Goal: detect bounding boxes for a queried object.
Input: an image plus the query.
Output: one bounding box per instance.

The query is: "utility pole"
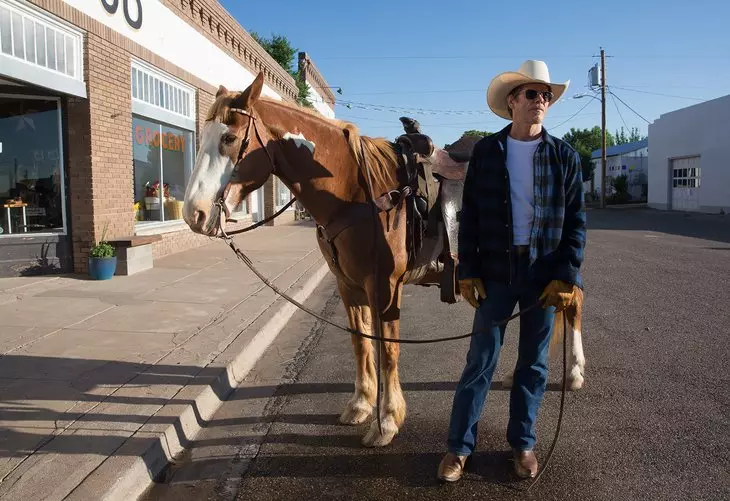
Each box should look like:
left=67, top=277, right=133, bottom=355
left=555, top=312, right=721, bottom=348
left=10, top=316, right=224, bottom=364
left=600, top=47, right=607, bottom=209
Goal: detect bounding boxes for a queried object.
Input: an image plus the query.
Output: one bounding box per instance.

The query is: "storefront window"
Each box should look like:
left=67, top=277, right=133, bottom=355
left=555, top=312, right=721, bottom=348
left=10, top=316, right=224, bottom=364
left=0, top=96, right=64, bottom=236
left=232, top=199, right=249, bottom=215
left=132, top=116, right=193, bottom=225
left=276, top=178, right=292, bottom=208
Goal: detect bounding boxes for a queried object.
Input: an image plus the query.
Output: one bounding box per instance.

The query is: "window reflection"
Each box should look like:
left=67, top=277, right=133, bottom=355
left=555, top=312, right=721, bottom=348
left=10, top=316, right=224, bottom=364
left=132, top=116, right=192, bottom=224
left=0, top=97, right=63, bottom=235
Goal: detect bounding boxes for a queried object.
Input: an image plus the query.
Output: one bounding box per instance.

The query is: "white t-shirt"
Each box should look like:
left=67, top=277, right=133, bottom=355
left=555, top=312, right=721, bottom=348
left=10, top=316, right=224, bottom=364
left=505, top=135, right=541, bottom=245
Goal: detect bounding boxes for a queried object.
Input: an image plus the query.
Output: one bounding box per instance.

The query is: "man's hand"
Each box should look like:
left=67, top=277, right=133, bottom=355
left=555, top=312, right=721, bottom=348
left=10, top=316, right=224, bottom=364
left=459, top=278, right=486, bottom=309
left=539, top=280, right=578, bottom=312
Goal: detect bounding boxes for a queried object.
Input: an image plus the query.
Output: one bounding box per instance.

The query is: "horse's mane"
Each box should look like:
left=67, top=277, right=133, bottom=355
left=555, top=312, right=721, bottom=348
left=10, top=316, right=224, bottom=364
left=206, top=93, right=398, bottom=191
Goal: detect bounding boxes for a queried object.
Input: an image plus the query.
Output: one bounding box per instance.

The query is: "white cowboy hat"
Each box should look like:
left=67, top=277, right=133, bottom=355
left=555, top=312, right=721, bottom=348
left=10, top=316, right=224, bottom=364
left=486, top=60, right=570, bottom=120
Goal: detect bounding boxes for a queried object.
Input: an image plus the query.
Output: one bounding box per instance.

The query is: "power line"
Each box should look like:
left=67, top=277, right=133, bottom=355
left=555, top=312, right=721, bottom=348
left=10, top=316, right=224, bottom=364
left=612, top=83, right=713, bottom=90
left=609, top=85, right=705, bottom=101
left=608, top=54, right=730, bottom=59
left=315, top=54, right=595, bottom=60
left=315, top=53, right=730, bottom=61
left=609, top=90, right=651, bottom=124
left=336, top=100, right=492, bottom=115
left=547, top=98, right=595, bottom=131
left=610, top=93, right=631, bottom=132
left=335, top=96, right=602, bottom=118
left=344, top=89, right=484, bottom=96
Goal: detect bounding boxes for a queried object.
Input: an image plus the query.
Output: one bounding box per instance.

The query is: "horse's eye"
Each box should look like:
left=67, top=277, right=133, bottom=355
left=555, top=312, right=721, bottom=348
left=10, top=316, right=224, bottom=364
left=223, top=134, right=238, bottom=145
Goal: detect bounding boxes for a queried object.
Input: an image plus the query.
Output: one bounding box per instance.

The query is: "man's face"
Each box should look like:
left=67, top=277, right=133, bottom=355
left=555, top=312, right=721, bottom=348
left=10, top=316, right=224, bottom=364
left=508, top=83, right=554, bottom=125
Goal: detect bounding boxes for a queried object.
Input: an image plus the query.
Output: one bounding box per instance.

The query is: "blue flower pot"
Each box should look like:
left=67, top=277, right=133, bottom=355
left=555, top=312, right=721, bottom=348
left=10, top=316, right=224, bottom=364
left=88, top=256, right=117, bottom=280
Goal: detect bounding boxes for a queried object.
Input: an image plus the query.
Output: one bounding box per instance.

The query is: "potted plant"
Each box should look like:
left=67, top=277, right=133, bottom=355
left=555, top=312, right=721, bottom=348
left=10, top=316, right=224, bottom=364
left=144, top=181, right=160, bottom=210
left=134, top=201, right=144, bottom=221
left=88, top=224, right=117, bottom=280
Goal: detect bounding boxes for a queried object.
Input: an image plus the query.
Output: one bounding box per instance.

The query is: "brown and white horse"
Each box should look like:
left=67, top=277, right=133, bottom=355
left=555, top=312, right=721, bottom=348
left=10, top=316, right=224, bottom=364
left=183, top=72, right=585, bottom=447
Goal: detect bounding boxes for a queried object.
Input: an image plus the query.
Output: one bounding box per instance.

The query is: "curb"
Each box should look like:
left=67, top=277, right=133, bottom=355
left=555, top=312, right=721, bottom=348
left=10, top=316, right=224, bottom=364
left=66, top=262, right=331, bottom=501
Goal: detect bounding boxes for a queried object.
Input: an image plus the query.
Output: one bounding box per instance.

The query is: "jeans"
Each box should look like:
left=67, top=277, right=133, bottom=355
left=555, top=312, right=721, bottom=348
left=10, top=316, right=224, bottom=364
left=447, top=250, right=555, bottom=454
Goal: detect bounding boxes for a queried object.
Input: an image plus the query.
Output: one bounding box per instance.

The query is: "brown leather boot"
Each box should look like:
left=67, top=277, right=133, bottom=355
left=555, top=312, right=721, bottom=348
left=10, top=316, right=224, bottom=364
left=436, top=452, right=469, bottom=482
left=512, top=449, right=538, bottom=479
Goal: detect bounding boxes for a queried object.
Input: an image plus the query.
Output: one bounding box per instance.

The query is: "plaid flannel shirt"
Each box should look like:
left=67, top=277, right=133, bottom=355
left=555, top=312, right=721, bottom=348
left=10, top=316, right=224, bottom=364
left=457, top=124, right=586, bottom=290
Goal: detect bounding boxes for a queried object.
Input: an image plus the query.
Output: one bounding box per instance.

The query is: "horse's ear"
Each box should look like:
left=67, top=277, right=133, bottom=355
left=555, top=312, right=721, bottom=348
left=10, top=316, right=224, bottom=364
left=231, top=72, right=264, bottom=111
left=249, top=72, right=264, bottom=104
left=216, top=85, right=228, bottom=98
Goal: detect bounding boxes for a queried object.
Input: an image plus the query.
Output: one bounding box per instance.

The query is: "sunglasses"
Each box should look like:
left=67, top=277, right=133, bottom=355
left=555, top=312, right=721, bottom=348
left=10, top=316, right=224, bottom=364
left=521, top=89, right=554, bottom=102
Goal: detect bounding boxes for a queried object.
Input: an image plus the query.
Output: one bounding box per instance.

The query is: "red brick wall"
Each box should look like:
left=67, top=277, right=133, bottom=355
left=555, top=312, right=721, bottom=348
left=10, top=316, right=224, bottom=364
left=65, top=90, right=94, bottom=272
left=197, top=88, right=215, bottom=146
left=150, top=216, right=257, bottom=259
left=87, top=33, right=135, bottom=239
left=65, top=33, right=134, bottom=273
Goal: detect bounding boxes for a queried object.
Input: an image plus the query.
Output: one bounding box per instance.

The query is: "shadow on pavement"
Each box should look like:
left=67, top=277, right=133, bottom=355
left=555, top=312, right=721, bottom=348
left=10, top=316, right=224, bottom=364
left=586, top=207, right=730, bottom=244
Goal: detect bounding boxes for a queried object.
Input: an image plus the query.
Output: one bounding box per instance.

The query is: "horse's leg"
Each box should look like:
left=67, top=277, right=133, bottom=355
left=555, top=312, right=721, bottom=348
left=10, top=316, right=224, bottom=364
left=362, top=280, right=406, bottom=447
left=338, top=282, right=377, bottom=425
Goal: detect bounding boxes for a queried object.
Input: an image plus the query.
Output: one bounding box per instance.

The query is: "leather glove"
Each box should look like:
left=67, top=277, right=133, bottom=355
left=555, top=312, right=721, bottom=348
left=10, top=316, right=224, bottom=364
left=459, top=278, right=486, bottom=309
left=539, top=280, right=578, bottom=312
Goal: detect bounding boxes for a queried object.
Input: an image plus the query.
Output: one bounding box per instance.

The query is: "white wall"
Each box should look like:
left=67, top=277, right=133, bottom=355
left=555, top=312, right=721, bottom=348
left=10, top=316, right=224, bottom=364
left=61, top=0, right=283, bottom=100
left=648, top=94, right=730, bottom=213
left=590, top=152, right=648, bottom=198
left=306, top=82, right=336, bottom=119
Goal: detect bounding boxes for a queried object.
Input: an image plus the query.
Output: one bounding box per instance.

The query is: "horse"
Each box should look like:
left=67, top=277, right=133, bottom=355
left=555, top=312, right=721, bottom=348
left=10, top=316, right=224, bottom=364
left=182, top=72, right=585, bottom=448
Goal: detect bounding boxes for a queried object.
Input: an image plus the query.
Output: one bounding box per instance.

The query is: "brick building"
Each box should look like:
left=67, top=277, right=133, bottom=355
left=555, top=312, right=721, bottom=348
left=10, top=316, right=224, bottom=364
left=0, top=0, right=336, bottom=276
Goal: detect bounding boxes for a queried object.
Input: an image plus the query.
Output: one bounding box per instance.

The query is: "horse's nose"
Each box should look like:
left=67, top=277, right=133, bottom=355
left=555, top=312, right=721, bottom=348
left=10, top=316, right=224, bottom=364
left=184, top=205, right=208, bottom=233
left=192, top=210, right=206, bottom=229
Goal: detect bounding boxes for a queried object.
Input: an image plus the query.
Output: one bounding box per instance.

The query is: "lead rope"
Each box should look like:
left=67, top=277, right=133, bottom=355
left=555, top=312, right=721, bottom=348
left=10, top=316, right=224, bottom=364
left=526, top=310, right=568, bottom=491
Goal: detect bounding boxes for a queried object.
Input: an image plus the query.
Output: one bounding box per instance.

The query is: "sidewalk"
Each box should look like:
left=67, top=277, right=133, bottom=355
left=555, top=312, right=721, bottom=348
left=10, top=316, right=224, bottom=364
left=0, top=221, right=329, bottom=501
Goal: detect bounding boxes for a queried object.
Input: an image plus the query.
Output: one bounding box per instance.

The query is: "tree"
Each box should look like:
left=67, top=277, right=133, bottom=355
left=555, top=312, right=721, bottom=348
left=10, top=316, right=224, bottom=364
left=443, top=130, right=492, bottom=149
left=562, top=126, right=616, bottom=181
left=250, top=31, right=313, bottom=108
left=612, top=173, right=630, bottom=203
left=463, top=130, right=493, bottom=137
left=614, top=126, right=647, bottom=145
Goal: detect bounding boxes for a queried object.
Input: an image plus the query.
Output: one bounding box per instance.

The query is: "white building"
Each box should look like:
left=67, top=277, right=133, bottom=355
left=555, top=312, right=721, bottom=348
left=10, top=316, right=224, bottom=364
left=589, top=139, right=649, bottom=200
left=648, top=94, right=730, bottom=213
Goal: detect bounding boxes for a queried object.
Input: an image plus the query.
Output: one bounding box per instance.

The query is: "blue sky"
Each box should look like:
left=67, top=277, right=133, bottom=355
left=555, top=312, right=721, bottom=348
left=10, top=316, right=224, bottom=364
left=221, top=0, right=729, bottom=148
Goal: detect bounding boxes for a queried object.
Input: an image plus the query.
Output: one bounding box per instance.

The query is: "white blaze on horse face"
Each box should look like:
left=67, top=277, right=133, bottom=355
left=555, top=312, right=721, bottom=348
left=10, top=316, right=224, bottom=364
left=183, top=121, right=235, bottom=228
left=283, top=132, right=316, bottom=155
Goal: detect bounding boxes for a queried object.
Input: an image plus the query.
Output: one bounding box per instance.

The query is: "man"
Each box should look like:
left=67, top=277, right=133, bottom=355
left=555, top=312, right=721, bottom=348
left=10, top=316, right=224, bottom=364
left=437, top=60, right=586, bottom=482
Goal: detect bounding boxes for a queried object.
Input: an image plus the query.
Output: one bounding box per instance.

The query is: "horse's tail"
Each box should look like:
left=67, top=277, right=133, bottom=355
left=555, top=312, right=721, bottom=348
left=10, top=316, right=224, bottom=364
left=550, top=310, right=566, bottom=353
left=548, top=288, right=584, bottom=364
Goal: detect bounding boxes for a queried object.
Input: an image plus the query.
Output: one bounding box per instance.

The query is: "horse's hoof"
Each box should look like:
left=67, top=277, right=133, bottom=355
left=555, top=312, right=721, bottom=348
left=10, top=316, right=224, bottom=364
left=362, top=418, right=398, bottom=447
left=568, top=367, right=584, bottom=391
left=339, top=404, right=372, bottom=425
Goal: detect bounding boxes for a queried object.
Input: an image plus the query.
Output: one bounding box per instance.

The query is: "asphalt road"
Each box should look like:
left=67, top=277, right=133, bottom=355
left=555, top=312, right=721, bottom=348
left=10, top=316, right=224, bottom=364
left=143, top=207, right=730, bottom=501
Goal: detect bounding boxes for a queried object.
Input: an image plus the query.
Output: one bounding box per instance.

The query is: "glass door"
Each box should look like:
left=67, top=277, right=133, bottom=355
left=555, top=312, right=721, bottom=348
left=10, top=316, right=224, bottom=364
left=0, top=95, right=65, bottom=236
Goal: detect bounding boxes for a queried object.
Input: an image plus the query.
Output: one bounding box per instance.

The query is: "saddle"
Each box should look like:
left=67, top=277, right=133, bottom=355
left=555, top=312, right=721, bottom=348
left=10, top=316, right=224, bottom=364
left=392, top=118, right=470, bottom=304
left=314, top=118, right=470, bottom=305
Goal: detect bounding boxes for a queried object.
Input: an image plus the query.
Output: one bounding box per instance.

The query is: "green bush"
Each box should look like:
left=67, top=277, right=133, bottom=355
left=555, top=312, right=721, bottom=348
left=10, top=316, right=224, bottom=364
left=613, top=174, right=629, bottom=196
left=90, top=221, right=115, bottom=258
left=89, top=241, right=115, bottom=259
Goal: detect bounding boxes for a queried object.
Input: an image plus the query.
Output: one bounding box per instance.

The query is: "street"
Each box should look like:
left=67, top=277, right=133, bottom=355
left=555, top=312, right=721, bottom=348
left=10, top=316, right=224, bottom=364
left=142, top=208, right=730, bottom=501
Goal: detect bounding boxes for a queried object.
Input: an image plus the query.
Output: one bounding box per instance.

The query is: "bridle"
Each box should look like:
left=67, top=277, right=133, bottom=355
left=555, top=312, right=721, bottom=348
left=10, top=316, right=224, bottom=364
left=213, top=107, right=297, bottom=236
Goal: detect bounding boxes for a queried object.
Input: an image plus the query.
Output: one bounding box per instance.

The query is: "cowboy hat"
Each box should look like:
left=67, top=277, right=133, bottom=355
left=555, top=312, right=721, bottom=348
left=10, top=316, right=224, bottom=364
left=486, top=60, right=570, bottom=120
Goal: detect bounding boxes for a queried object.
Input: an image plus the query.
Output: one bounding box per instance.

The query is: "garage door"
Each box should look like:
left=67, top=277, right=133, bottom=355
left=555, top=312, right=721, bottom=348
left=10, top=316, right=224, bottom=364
left=670, top=157, right=701, bottom=211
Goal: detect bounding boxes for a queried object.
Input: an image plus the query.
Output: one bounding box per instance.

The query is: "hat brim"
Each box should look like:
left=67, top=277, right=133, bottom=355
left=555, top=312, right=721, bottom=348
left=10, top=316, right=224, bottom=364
left=487, top=72, right=570, bottom=120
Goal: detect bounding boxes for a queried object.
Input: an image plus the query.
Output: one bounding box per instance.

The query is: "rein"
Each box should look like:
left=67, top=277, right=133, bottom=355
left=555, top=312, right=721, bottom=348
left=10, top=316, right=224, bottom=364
left=216, top=106, right=567, bottom=491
